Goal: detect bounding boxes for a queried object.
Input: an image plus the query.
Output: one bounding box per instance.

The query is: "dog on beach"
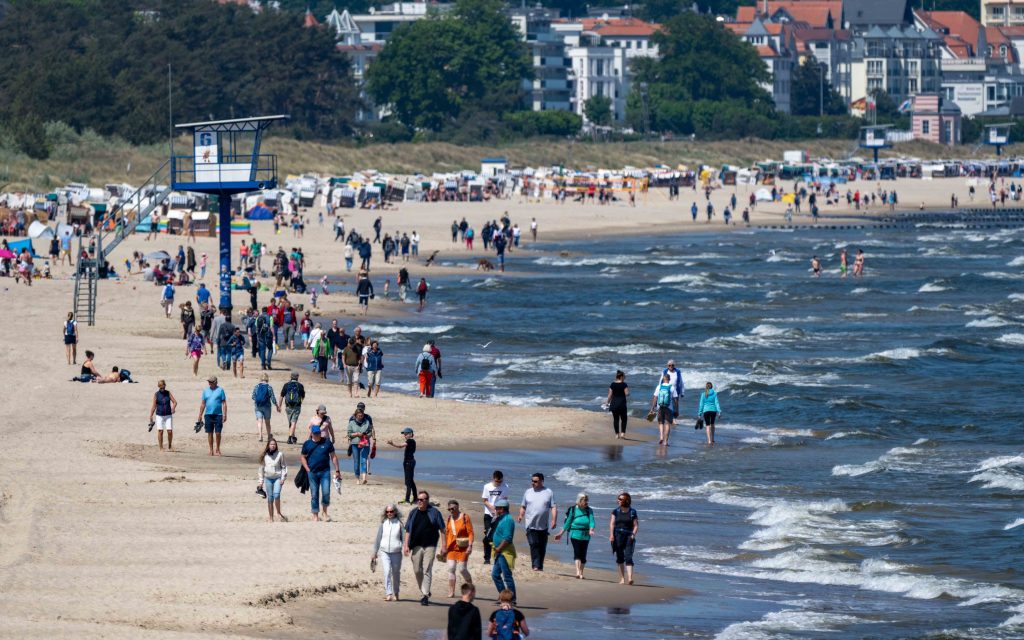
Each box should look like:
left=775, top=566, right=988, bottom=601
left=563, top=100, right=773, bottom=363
left=476, top=258, right=495, bottom=271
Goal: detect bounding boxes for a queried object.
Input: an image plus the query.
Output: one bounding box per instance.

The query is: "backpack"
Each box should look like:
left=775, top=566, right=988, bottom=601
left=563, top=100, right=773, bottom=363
left=420, top=355, right=432, bottom=371
left=118, top=369, right=133, bottom=383
left=256, top=316, right=272, bottom=341
left=493, top=608, right=518, bottom=640
left=163, top=284, right=173, bottom=299
left=283, top=308, right=295, bottom=324
left=657, top=383, right=672, bottom=407
left=65, top=320, right=75, bottom=336
left=284, top=382, right=302, bottom=407
left=254, top=383, right=271, bottom=406
left=417, top=281, right=427, bottom=294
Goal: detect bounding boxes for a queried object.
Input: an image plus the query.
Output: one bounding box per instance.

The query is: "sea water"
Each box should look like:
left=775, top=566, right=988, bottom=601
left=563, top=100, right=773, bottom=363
left=363, top=225, right=1024, bottom=638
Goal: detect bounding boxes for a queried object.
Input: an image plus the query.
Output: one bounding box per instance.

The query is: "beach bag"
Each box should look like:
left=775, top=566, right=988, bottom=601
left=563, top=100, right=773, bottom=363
left=657, top=384, right=672, bottom=407
left=119, top=369, right=133, bottom=383
left=450, top=514, right=470, bottom=550
left=420, top=356, right=432, bottom=372
left=254, top=383, right=271, bottom=405
left=695, top=416, right=704, bottom=430
left=492, top=608, right=518, bottom=640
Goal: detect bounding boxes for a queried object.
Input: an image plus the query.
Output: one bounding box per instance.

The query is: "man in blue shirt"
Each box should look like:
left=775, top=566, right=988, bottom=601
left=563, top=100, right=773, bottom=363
left=300, top=425, right=341, bottom=522
left=197, top=375, right=228, bottom=456
left=196, top=283, right=211, bottom=306
left=490, top=499, right=517, bottom=604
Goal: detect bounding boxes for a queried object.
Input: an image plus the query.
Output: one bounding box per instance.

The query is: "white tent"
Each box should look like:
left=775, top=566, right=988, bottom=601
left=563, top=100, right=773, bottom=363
left=755, top=188, right=773, bottom=202
left=28, top=220, right=54, bottom=239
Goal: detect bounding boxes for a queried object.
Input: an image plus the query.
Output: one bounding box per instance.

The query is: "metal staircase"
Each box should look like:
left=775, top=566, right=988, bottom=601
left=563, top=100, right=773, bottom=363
left=72, top=160, right=172, bottom=326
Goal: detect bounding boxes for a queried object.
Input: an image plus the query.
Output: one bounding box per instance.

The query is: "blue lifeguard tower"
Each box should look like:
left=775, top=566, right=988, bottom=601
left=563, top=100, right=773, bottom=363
left=984, top=123, right=1013, bottom=156
left=859, top=124, right=891, bottom=164
left=172, top=115, right=288, bottom=317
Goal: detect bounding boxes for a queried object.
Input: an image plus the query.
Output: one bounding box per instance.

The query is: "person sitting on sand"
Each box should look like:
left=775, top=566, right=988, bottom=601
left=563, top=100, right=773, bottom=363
left=93, top=366, right=132, bottom=384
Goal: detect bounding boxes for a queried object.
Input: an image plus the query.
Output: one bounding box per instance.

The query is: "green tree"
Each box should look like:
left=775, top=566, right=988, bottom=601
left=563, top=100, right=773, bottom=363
left=366, top=0, right=531, bottom=132
left=626, top=13, right=771, bottom=135
left=790, top=59, right=847, bottom=117
left=583, top=95, right=613, bottom=126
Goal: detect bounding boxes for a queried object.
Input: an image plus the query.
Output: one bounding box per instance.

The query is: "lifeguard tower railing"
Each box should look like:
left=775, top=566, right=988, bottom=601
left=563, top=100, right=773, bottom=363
left=170, top=153, right=278, bottom=192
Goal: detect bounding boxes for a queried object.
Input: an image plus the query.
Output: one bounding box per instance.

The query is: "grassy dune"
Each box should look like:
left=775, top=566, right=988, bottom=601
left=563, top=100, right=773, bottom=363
left=0, top=133, right=1015, bottom=192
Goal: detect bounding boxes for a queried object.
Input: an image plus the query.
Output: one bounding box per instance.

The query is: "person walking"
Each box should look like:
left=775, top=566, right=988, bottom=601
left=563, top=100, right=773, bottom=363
left=662, top=359, right=684, bottom=422
left=388, top=427, right=417, bottom=504
left=415, top=345, right=437, bottom=398
left=347, top=404, right=375, bottom=484
left=447, top=583, right=482, bottom=640
left=257, top=437, right=287, bottom=522
left=280, top=372, right=305, bottom=445
left=554, top=492, right=596, bottom=579
left=300, top=424, right=341, bottom=521
left=416, top=278, right=429, bottom=312
left=251, top=373, right=280, bottom=442
left=609, top=492, right=639, bottom=585
left=179, top=301, right=196, bottom=339
left=311, top=329, right=331, bottom=379
left=404, top=490, right=446, bottom=606
left=148, top=379, right=177, bottom=451
left=356, top=272, right=374, bottom=315
left=197, top=375, right=227, bottom=456
left=489, top=500, right=517, bottom=604
left=444, top=500, right=475, bottom=598
left=255, top=309, right=275, bottom=370
left=606, top=370, right=630, bottom=439
left=517, top=473, right=556, bottom=572
left=650, top=372, right=678, bottom=446
left=161, top=281, right=175, bottom=318
left=63, top=311, right=79, bottom=365
left=186, top=326, right=204, bottom=377
left=373, top=503, right=405, bottom=602
left=696, top=381, right=721, bottom=446
left=364, top=340, right=384, bottom=397
left=342, top=338, right=362, bottom=397
left=227, top=327, right=246, bottom=379
left=481, top=470, right=510, bottom=565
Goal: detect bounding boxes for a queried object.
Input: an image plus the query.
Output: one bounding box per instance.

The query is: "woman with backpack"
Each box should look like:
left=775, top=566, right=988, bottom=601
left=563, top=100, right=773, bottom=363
left=554, top=492, right=596, bottom=579
left=257, top=437, right=287, bottom=522
left=443, top=500, right=475, bottom=598
left=696, top=381, right=722, bottom=446
left=609, top=492, right=639, bottom=585
left=649, top=372, right=678, bottom=445
left=416, top=278, right=429, bottom=312
left=251, top=373, right=280, bottom=442
left=346, top=405, right=375, bottom=484
left=63, top=311, right=78, bottom=365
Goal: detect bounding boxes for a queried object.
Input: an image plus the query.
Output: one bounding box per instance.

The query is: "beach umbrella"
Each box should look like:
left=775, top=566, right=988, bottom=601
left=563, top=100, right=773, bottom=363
left=144, top=250, right=171, bottom=261
left=0, top=249, right=14, bottom=259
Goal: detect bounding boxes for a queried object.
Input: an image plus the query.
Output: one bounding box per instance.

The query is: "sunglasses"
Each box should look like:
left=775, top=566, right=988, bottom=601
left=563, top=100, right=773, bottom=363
left=447, top=507, right=457, bottom=512
left=531, top=480, right=541, bottom=484
left=385, top=510, right=395, bottom=514
left=417, top=498, right=428, bottom=502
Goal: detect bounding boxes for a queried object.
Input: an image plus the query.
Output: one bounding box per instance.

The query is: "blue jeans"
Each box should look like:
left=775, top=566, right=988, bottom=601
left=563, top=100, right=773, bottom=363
left=263, top=477, right=282, bottom=502
left=309, top=469, right=331, bottom=513
left=258, top=341, right=272, bottom=368
left=353, top=444, right=370, bottom=476
left=492, top=552, right=516, bottom=599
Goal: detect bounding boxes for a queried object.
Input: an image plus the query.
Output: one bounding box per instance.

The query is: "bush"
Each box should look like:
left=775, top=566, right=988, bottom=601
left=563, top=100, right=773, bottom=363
left=503, top=110, right=582, bottom=137
left=13, top=115, right=50, bottom=160
left=363, top=121, right=415, bottom=144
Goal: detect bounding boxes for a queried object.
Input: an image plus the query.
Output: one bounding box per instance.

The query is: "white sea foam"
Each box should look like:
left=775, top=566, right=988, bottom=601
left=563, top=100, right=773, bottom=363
left=996, top=333, right=1024, bottom=346
left=532, top=254, right=686, bottom=268
left=826, top=431, right=866, bottom=440
left=969, top=470, right=1024, bottom=492
left=358, top=323, right=454, bottom=336
left=864, top=347, right=921, bottom=361
left=1009, top=293, right=1024, bottom=301
left=851, top=287, right=870, bottom=294
left=844, top=312, right=889, bottom=319
left=568, top=343, right=664, bottom=356
left=832, top=445, right=929, bottom=477
left=1008, top=257, right=1024, bottom=267
left=983, top=271, right=1024, bottom=280
left=1004, top=518, right=1024, bottom=530
left=976, top=455, right=1024, bottom=472
left=658, top=273, right=711, bottom=285
left=913, top=438, right=930, bottom=445
left=716, top=610, right=863, bottom=639
left=968, top=316, right=1017, bottom=328
left=919, top=282, right=950, bottom=293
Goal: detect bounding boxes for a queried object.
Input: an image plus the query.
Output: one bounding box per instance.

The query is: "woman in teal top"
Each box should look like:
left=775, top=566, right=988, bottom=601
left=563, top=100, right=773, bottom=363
left=554, top=492, right=596, bottom=579
left=697, top=382, right=722, bottom=446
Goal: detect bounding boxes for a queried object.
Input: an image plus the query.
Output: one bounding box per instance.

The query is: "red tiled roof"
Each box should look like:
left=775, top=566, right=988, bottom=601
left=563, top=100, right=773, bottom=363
left=736, top=1, right=839, bottom=29
left=756, top=44, right=780, bottom=57
left=579, top=17, right=659, bottom=37
left=725, top=22, right=751, bottom=35
left=303, top=9, right=319, bottom=28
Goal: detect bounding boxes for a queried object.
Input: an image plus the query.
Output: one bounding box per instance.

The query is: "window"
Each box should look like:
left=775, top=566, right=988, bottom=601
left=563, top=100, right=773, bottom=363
left=922, top=120, right=930, bottom=134
left=909, top=79, right=918, bottom=93
left=943, top=86, right=955, bottom=101
left=992, top=7, right=1005, bottom=18
left=988, top=85, right=997, bottom=101
left=1001, top=45, right=1008, bottom=58
left=868, top=78, right=883, bottom=90
left=867, top=60, right=883, bottom=75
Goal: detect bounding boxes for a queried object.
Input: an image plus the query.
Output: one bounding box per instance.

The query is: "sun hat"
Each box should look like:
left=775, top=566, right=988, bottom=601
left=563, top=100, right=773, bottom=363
left=317, top=404, right=327, bottom=412
left=401, top=427, right=414, bottom=434
left=207, top=375, right=217, bottom=383
left=494, top=499, right=510, bottom=509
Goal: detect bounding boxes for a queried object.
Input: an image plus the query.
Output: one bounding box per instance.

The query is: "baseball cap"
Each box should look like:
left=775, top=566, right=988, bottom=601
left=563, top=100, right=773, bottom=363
left=401, top=427, right=414, bottom=434
left=207, top=375, right=218, bottom=383
left=494, top=499, right=510, bottom=509
left=317, top=404, right=327, bottom=412
left=356, top=402, right=366, bottom=410
left=311, top=424, right=322, bottom=434
left=290, top=372, right=299, bottom=380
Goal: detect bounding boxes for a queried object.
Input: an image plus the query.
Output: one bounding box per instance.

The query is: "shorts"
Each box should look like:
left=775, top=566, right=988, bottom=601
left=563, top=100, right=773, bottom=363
left=286, top=405, right=302, bottom=424
left=366, top=369, right=382, bottom=388
left=657, top=405, right=674, bottom=424
left=358, top=294, right=369, bottom=307
left=203, top=414, right=223, bottom=433
left=162, top=298, right=173, bottom=306
left=155, top=415, right=173, bottom=431
left=345, top=365, right=359, bottom=384
left=190, top=349, right=203, bottom=359
left=255, top=405, right=273, bottom=419
left=231, top=350, right=245, bottom=363
left=703, top=411, right=717, bottom=428
left=64, top=334, right=76, bottom=345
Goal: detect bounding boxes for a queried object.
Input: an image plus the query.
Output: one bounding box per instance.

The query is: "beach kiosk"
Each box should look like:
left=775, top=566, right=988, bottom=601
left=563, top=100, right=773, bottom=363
left=859, top=125, right=891, bottom=164
left=171, top=115, right=287, bottom=317
left=985, top=123, right=1013, bottom=156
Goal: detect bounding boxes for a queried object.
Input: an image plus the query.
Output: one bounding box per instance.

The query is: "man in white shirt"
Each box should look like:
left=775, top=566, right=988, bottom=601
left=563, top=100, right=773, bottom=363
left=481, top=470, right=510, bottom=565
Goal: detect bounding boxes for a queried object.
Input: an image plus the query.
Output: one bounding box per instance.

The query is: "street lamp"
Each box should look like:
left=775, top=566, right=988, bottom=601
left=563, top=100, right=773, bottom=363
left=818, top=62, right=825, bottom=117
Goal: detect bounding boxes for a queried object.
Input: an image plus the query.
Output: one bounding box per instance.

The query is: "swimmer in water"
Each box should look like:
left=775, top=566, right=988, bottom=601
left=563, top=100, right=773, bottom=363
left=839, top=249, right=848, bottom=278
left=811, top=255, right=821, bottom=277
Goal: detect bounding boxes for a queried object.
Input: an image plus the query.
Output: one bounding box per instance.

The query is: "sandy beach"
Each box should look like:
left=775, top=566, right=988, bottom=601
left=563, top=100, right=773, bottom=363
left=0, top=172, right=1006, bottom=639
